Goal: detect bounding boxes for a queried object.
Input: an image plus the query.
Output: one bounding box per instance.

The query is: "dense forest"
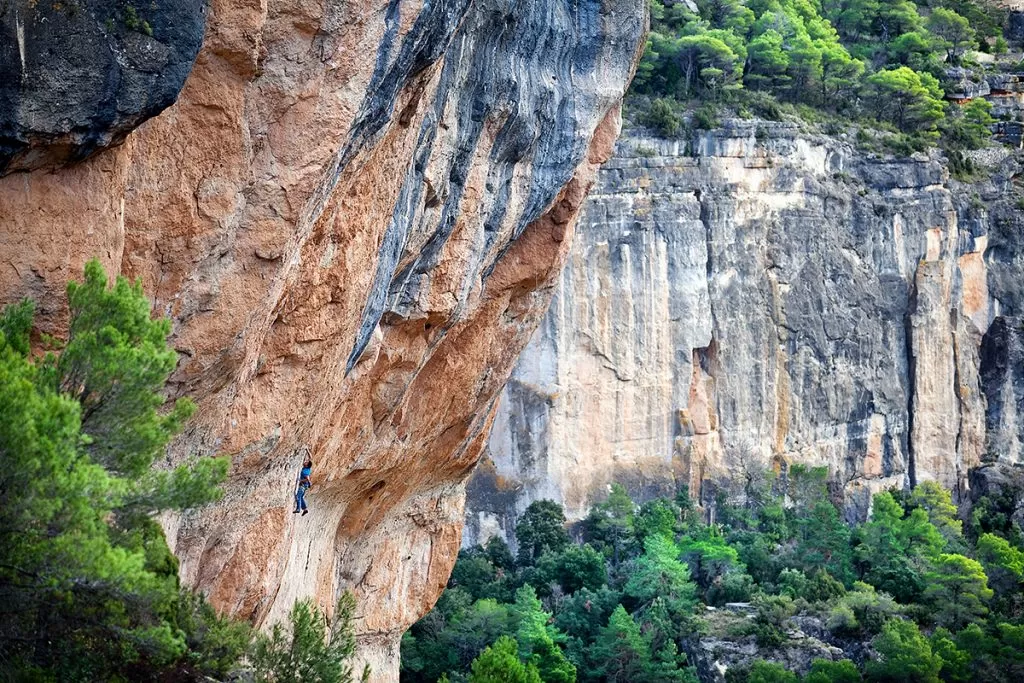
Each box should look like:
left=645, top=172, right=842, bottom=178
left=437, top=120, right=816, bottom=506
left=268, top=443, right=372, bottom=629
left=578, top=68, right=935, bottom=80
left=401, top=468, right=1024, bottom=682
left=629, top=0, right=1013, bottom=157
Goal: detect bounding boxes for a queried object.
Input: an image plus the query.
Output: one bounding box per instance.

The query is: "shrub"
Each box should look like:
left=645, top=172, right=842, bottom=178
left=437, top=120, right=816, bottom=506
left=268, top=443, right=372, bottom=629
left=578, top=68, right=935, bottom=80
left=647, top=98, right=683, bottom=137
left=747, top=660, right=797, bottom=683
left=805, top=659, right=861, bottom=683
left=692, top=104, right=720, bottom=131
left=252, top=593, right=369, bottom=683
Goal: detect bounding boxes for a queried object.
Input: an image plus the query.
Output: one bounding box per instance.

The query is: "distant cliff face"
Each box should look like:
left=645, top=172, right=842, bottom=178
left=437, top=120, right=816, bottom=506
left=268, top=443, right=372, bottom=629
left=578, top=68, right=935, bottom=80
left=0, top=0, right=646, bottom=677
left=467, top=122, right=1024, bottom=543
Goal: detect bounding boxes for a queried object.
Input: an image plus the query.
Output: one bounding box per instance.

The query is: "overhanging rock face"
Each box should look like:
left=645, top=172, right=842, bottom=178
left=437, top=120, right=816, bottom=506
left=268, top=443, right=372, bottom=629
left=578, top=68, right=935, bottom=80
left=0, top=0, right=647, bottom=677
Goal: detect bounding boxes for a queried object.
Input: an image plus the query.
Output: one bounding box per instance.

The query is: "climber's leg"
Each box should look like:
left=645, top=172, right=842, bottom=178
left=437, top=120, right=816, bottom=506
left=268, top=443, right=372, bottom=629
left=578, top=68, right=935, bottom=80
left=294, top=487, right=304, bottom=513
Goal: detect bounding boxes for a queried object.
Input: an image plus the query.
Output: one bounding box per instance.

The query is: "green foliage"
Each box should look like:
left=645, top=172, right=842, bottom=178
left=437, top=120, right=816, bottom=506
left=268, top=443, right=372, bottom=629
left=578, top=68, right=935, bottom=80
left=450, top=548, right=507, bottom=601
left=57, top=260, right=195, bottom=476
left=864, top=67, right=944, bottom=133
left=804, top=659, right=861, bottom=683
left=625, top=535, right=698, bottom=618
left=252, top=593, right=369, bottom=683
left=752, top=594, right=796, bottom=648
left=171, top=589, right=254, bottom=678
left=0, top=261, right=233, bottom=680
left=793, top=497, right=854, bottom=585
left=516, top=500, right=571, bottom=565
left=0, top=298, right=33, bottom=355
left=586, top=484, right=636, bottom=563
left=929, top=628, right=971, bottom=683
left=680, top=525, right=741, bottom=593
left=746, top=660, right=797, bottom=683
left=485, top=536, right=516, bottom=570
left=467, top=636, right=542, bottom=683
left=646, top=98, right=683, bottom=137
left=708, top=570, right=755, bottom=605
left=922, top=553, right=992, bottom=629
left=907, top=481, right=966, bottom=551
left=407, top=477, right=1024, bottom=682
left=976, top=532, right=1024, bottom=596
left=855, top=491, right=944, bottom=603
left=943, top=99, right=996, bottom=152
left=927, top=8, right=975, bottom=66
left=551, top=544, right=607, bottom=594
left=634, top=0, right=1009, bottom=156
left=635, top=497, right=681, bottom=543
left=589, top=605, right=695, bottom=683
left=865, top=619, right=942, bottom=683
left=511, top=586, right=576, bottom=683
left=826, top=583, right=900, bottom=637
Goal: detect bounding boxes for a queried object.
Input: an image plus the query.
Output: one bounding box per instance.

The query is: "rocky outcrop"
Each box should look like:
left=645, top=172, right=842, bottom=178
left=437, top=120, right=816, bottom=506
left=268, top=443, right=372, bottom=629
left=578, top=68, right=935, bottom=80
left=0, top=0, right=205, bottom=173
left=689, top=608, right=846, bottom=682
left=467, top=122, right=1024, bottom=541
left=0, top=0, right=646, bottom=677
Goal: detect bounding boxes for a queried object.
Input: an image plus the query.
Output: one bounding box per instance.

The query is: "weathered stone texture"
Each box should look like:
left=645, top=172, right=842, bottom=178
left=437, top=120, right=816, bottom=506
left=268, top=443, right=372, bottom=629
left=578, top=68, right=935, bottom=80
left=468, top=122, right=1024, bottom=542
left=0, top=0, right=646, bottom=677
left=0, top=0, right=206, bottom=173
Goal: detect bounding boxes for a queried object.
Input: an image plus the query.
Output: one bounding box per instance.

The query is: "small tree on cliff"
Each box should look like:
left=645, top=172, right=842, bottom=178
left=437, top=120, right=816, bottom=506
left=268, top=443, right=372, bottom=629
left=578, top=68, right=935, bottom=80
left=0, top=260, right=238, bottom=680
left=252, top=592, right=370, bottom=683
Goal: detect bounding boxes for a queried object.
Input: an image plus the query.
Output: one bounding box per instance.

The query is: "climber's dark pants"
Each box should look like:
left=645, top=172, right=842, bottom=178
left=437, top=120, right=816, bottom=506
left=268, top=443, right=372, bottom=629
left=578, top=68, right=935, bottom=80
left=295, top=485, right=309, bottom=512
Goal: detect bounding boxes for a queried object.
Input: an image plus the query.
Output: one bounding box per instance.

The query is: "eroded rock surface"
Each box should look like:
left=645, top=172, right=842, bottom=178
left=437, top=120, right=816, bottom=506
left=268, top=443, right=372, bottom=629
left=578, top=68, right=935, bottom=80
left=0, top=0, right=205, bottom=173
left=467, top=122, right=1024, bottom=542
left=0, top=0, right=646, bottom=677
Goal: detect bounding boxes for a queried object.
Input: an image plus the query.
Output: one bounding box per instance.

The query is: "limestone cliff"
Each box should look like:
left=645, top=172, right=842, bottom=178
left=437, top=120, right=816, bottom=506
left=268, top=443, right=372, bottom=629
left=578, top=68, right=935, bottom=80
left=467, top=122, right=1024, bottom=543
left=0, top=0, right=646, bottom=677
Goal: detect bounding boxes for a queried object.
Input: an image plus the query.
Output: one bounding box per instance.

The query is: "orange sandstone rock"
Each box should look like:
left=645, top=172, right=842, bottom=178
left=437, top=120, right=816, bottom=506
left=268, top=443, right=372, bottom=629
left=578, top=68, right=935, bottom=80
left=0, top=0, right=646, bottom=677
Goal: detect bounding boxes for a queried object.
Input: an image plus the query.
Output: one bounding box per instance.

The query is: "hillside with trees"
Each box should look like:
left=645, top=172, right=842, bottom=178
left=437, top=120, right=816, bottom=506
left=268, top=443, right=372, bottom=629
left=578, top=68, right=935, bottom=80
left=401, top=467, right=1024, bottom=682
left=630, top=0, right=1012, bottom=157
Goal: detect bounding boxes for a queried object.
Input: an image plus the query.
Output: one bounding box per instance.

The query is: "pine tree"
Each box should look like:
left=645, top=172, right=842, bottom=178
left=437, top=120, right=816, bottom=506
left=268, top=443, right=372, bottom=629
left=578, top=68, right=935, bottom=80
left=0, top=261, right=235, bottom=679
left=252, top=593, right=369, bottom=683
left=467, top=636, right=542, bottom=683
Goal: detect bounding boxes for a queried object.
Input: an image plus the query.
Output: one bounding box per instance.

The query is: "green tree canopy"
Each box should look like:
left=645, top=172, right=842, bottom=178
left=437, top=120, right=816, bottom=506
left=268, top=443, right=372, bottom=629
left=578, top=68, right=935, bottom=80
left=923, top=553, right=993, bottom=629
left=865, top=67, right=944, bottom=133
left=625, top=535, right=698, bottom=618
left=252, top=593, right=369, bottom=683
left=0, top=262, right=233, bottom=680
left=927, top=8, right=975, bottom=65
left=516, top=500, right=571, bottom=565
left=467, top=636, right=542, bottom=683
left=804, top=658, right=861, bottom=683
left=865, top=619, right=942, bottom=683
left=586, top=483, right=636, bottom=563
left=747, top=660, right=798, bottom=683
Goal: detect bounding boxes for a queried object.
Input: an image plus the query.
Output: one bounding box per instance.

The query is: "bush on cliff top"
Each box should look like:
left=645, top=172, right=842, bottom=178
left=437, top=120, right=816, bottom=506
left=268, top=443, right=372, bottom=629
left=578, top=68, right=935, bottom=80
left=630, top=0, right=1009, bottom=153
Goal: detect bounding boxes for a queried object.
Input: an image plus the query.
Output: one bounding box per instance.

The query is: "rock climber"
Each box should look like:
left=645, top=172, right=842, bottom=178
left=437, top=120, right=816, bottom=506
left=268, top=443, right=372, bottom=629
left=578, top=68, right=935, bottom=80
left=294, top=457, right=313, bottom=516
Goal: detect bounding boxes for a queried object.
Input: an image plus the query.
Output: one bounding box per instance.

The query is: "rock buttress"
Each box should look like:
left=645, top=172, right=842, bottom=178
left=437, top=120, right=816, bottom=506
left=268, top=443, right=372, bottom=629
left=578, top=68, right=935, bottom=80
left=0, top=0, right=647, bottom=677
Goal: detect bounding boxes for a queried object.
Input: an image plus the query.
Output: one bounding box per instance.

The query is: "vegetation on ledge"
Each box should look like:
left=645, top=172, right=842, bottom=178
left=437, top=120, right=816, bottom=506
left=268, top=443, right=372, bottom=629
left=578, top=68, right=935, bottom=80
left=629, top=0, right=1010, bottom=159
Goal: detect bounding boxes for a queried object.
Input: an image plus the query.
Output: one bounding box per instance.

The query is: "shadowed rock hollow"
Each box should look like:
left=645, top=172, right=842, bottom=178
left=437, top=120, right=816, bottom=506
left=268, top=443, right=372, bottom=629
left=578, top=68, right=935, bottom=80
left=0, top=0, right=647, bottom=676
